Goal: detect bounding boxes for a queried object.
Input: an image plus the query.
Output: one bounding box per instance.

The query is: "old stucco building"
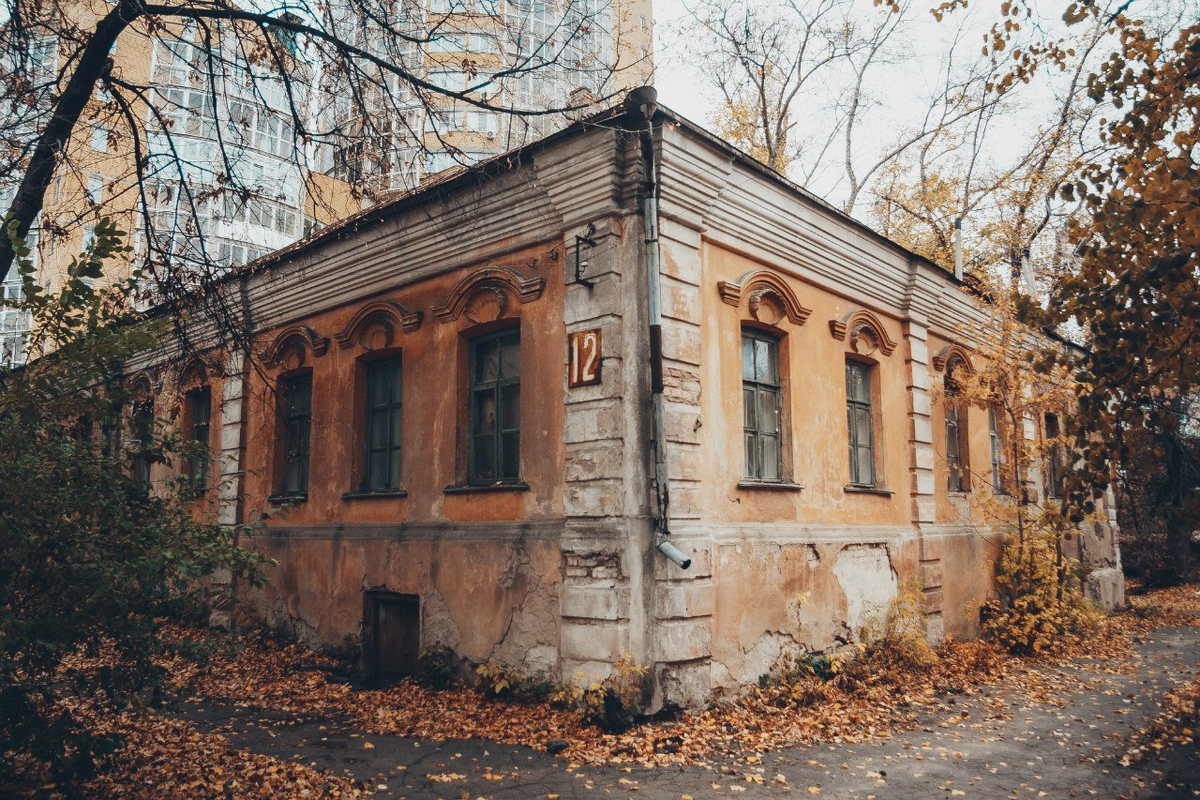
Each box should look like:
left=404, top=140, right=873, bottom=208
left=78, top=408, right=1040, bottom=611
left=136, top=89, right=1123, bottom=708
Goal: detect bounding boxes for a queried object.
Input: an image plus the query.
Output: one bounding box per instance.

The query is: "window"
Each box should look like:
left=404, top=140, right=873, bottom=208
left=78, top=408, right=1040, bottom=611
left=989, top=408, right=1003, bottom=493
left=91, top=125, right=109, bottom=152
left=945, top=362, right=968, bottom=492
left=742, top=331, right=782, bottom=482
left=188, top=388, right=211, bottom=491
left=87, top=175, right=103, bottom=204
left=363, top=357, right=403, bottom=491
left=1045, top=413, right=1064, bottom=499
left=131, top=393, right=154, bottom=485
left=280, top=373, right=312, bottom=496
left=845, top=360, right=875, bottom=487
left=468, top=329, right=519, bottom=483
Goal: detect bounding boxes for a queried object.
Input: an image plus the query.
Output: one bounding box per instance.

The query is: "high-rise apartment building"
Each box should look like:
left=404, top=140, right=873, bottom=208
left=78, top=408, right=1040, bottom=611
left=0, top=0, right=653, bottom=366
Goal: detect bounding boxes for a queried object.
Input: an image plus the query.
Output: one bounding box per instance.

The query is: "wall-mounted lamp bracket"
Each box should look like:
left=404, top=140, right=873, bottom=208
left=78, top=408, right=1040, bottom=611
left=574, top=223, right=597, bottom=289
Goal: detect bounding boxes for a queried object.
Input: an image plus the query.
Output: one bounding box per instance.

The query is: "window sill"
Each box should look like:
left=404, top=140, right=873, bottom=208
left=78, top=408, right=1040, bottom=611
left=444, top=481, right=530, bottom=495
left=948, top=490, right=972, bottom=497
left=342, top=489, right=408, bottom=500
left=844, top=484, right=894, bottom=497
left=738, top=480, right=803, bottom=492
left=268, top=493, right=308, bottom=504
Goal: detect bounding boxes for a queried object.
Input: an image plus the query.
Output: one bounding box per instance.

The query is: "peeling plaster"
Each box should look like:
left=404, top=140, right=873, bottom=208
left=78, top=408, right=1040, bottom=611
left=421, top=586, right=462, bottom=652
left=832, top=543, right=898, bottom=638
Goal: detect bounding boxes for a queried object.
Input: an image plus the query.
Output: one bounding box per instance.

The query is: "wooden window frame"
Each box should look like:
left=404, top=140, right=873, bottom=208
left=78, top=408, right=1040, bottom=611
left=467, top=328, right=520, bottom=485
left=944, top=360, right=970, bottom=493
left=741, top=329, right=785, bottom=483
left=845, top=358, right=878, bottom=488
left=988, top=407, right=1004, bottom=494
left=1044, top=412, right=1064, bottom=500
left=131, top=391, right=154, bottom=486
left=187, top=387, right=211, bottom=494
left=278, top=371, right=312, bottom=498
left=361, top=355, right=403, bottom=493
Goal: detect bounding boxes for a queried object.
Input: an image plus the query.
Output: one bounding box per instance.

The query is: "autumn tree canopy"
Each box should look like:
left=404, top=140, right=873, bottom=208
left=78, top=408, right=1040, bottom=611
left=1031, top=14, right=1200, bottom=581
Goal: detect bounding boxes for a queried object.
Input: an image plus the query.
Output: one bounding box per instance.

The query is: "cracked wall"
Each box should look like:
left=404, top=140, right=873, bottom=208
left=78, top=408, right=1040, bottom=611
left=708, top=541, right=905, bottom=692
left=240, top=533, right=564, bottom=677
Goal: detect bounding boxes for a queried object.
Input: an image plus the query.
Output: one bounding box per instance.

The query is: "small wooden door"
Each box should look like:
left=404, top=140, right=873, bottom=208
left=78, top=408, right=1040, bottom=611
left=369, top=593, right=419, bottom=687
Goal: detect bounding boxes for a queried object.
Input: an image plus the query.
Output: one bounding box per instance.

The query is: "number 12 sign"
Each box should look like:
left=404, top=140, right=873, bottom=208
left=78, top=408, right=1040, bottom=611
left=568, top=329, right=602, bottom=387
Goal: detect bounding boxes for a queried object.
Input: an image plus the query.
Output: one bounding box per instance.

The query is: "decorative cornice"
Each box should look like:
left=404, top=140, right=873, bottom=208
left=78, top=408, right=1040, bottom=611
left=265, top=325, right=329, bottom=367
left=829, top=308, right=899, bottom=357
left=717, top=269, right=812, bottom=326
left=932, top=343, right=975, bottom=373
left=432, top=265, right=546, bottom=323
left=178, top=357, right=209, bottom=387
left=334, top=300, right=423, bottom=350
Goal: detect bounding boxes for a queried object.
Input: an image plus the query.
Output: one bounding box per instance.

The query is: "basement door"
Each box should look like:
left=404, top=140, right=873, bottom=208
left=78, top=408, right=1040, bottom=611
left=367, top=592, right=419, bottom=687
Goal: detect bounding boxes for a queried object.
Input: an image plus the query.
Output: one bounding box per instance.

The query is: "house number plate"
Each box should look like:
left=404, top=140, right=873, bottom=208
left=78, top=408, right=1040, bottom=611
left=568, top=329, right=602, bottom=387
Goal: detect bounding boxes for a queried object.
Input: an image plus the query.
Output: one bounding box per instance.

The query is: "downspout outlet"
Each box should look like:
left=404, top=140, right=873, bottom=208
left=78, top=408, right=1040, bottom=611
left=657, top=539, right=691, bottom=570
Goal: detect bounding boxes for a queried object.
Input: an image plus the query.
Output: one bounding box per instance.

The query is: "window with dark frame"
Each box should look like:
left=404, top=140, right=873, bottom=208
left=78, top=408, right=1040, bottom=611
left=845, top=359, right=876, bottom=487
left=989, top=407, right=1004, bottom=493
left=280, top=373, right=312, bottom=496
left=363, top=356, right=403, bottom=492
left=945, top=363, right=968, bottom=492
left=468, top=329, right=520, bottom=484
left=189, top=388, right=211, bottom=492
left=1045, top=413, right=1064, bottom=499
left=742, top=331, right=783, bottom=482
left=132, top=394, right=154, bottom=486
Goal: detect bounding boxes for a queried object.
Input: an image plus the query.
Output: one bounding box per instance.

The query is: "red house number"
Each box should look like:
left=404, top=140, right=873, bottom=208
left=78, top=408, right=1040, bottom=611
left=568, top=329, right=602, bottom=387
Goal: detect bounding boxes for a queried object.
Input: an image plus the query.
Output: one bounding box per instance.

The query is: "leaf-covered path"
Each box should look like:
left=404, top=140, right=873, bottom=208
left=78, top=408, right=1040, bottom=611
left=178, top=617, right=1199, bottom=800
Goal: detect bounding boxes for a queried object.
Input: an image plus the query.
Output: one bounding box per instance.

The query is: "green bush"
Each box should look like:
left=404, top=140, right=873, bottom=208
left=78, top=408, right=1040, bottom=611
left=415, top=643, right=459, bottom=690
left=0, top=222, right=265, bottom=778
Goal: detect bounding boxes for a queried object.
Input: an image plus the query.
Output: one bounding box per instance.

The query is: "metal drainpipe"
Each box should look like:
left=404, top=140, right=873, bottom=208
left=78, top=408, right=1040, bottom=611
left=625, top=86, right=691, bottom=571
left=954, top=216, right=964, bottom=281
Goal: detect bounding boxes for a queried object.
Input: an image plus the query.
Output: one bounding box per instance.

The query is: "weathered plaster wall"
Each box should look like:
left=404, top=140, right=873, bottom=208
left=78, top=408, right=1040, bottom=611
left=238, top=240, right=567, bottom=526
left=241, top=530, right=563, bottom=672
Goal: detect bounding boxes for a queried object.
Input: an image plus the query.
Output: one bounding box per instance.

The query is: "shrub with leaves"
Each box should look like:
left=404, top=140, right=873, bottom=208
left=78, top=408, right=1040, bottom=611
left=0, top=221, right=265, bottom=778
left=981, top=509, right=1101, bottom=655
left=551, top=654, right=649, bottom=733
left=856, top=582, right=938, bottom=674
left=474, top=662, right=554, bottom=702
left=415, top=644, right=460, bottom=690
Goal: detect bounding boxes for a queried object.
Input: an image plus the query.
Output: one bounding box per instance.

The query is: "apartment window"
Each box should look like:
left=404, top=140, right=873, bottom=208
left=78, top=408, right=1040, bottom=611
left=1045, top=413, right=1064, bottom=499
left=945, top=362, right=968, bottom=492
left=989, top=408, right=1004, bottom=493
left=188, top=388, right=211, bottom=491
left=845, top=360, right=875, bottom=487
left=363, top=357, right=403, bottom=491
left=742, top=331, right=782, bottom=482
left=468, top=329, right=520, bottom=483
left=87, top=175, right=103, bottom=204
left=280, top=373, right=312, bottom=496
left=91, top=125, right=109, bottom=152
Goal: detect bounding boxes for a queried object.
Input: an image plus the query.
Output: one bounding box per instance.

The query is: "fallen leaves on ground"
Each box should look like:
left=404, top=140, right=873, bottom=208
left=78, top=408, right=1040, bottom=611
left=167, top=582, right=1199, bottom=768
left=13, top=581, right=1197, bottom=795
left=12, top=696, right=368, bottom=799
